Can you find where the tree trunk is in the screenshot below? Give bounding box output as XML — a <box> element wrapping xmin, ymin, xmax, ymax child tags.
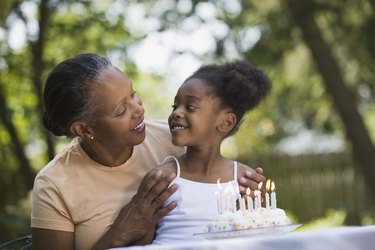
<box><xmin>287</xmin><ymin>0</ymin><xmax>375</xmax><ymax>200</ymax></box>
<box><xmin>0</xmin><ymin>84</ymin><xmax>36</xmax><ymax>190</ymax></box>
<box><xmin>0</xmin><ymin>0</ymin><xmax>35</xmax><ymax>190</ymax></box>
<box><xmin>30</xmin><ymin>0</ymin><xmax>56</xmax><ymax>160</ymax></box>
<box><xmin>370</xmin><ymin>0</ymin><xmax>375</xmax><ymax>13</ymax></box>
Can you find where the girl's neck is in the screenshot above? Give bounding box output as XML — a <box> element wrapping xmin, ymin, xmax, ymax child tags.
<box><xmin>183</xmin><ymin>148</ymin><xmax>222</xmax><ymax>167</ymax></box>
<box><xmin>178</xmin><ymin>148</ymin><xmax>233</xmax><ymax>183</ymax></box>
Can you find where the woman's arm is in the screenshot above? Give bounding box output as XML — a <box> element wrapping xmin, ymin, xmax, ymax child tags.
<box><xmin>132</xmin><ymin>229</ymin><xmax>156</xmax><ymax>245</ymax></box>
<box><xmin>237</xmin><ymin>165</ymin><xmax>266</xmax><ymax>194</ymax></box>
<box><xmin>32</xmin><ymin>228</ymin><xmax>74</xmax><ymax>250</ymax></box>
<box><xmin>91</xmin><ymin>168</ymin><xmax>177</xmax><ymax>249</ymax></box>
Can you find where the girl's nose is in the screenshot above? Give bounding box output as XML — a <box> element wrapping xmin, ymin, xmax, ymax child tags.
<box><xmin>171</xmin><ymin>106</ymin><xmax>184</xmax><ymax>119</ymax></box>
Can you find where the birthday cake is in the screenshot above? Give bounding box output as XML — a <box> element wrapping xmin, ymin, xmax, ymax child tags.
<box><xmin>206</xmin><ymin>207</ymin><xmax>290</xmax><ymax>232</ymax></box>
<box><xmin>206</xmin><ymin>179</ymin><xmax>291</xmax><ymax>233</ymax></box>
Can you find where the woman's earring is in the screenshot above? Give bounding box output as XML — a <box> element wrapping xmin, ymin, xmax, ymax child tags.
<box><xmin>90</xmin><ymin>136</ymin><xmax>94</xmax><ymax>140</ymax></box>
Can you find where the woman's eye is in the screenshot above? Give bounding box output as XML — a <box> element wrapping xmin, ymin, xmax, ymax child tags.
<box><xmin>116</xmin><ymin>103</ymin><xmax>127</xmax><ymax>116</ymax></box>
<box><xmin>117</xmin><ymin>109</ymin><xmax>126</xmax><ymax>116</ymax></box>
<box><xmin>131</xmin><ymin>91</ymin><xmax>136</xmax><ymax>98</ymax></box>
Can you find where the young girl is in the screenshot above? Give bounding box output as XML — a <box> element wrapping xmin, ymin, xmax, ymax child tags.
<box><xmin>152</xmin><ymin>60</ymin><xmax>272</xmax><ymax>244</ymax></box>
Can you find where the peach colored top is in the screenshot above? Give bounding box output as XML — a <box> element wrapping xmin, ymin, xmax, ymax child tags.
<box><xmin>31</xmin><ymin>120</ymin><xmax>184</xmax><ymax>250</ymax></box>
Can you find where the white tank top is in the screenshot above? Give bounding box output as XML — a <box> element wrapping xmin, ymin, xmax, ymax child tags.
<box><xmin>153</xmin><ymin>156</ymin><xmax>239</xmax><ymax>245</ymax></box>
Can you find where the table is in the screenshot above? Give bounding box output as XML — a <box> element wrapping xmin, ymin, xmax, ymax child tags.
<box><xmin>111</xmin><ymin>226</ymin><xmax>375</xmax><ymax>250</ymax></box>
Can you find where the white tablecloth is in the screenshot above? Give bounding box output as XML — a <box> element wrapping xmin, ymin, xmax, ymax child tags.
<box><xmin>111</xmin><ymin>226</ymin><xmax>375</xmax><ymax>250</ymax></box>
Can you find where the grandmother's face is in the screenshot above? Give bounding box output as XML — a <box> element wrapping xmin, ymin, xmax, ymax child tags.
<box><xmin>88</xmin><ymin>66</ymin><xmax>146</xmax><ymax>149</ymax></box>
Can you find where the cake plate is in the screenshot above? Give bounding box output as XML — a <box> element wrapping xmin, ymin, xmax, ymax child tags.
<box><xmin>193</xmin><ymin>224</ymin><xmax>302</xmax><ymax>240</ymax></box>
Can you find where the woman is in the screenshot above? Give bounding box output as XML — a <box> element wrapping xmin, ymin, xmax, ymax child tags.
<box><xmin>31</xmin><ymin>54</ymin><xmax>266</xmax><ymax>250</ymax></box>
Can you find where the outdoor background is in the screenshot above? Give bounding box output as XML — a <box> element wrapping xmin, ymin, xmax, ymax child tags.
<box><xmin>1</xmin><ymin>0</ymin><xmax>375</xmax><ymax>244</ymax></box>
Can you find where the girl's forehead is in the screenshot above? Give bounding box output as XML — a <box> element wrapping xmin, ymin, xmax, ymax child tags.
<box><xmin>176</xmin><ymin>78</ymin><xmax>221</xmax><ymax>108</ymax></box>
<box><xmin>178</xmin><ymin>78</ymin><xmax>211</xmax><ymax>95</ymax></box>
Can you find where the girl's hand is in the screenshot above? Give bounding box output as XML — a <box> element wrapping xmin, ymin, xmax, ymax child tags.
<box><xmin>238</xmin><ymin>167</ymin><xmax>266</xmax><ymax>195</ymax></box>
<box><xmin>92</xmin><ymin>168</ymin><xmax>177</xmax><ymax>249</ymax></box>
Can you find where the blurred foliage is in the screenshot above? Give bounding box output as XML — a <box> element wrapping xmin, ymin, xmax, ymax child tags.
<box><xmin>1</xmin><ymin>0</ymin><xmax>375</xmax><ymax>242</ymax></box>
<box><xmin>298</xmin><ymin>209</ymin><xmax>346</xmax><ymax>231</ymax></box>
<box><xmin>0</xmin><ymin>192</ymin><xmax>31</xmax><ymax>243</ymax></box>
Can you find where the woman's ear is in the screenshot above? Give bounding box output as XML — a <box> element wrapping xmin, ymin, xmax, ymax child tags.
<box><xmin>218</xmin><ymin>112</ymin><xmax>237</xmax><ymax>133</ymax></box>
<box><xmin>70</xmin><ymin>122</ymin><xmax>94</xmax><ymax>139</ymax></box>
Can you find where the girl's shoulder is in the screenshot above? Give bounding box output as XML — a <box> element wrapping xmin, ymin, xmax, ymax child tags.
<box><xmin>154</xmin><ymin>156</ymin><xmax>179</xmax><ymax>176</ymax></box>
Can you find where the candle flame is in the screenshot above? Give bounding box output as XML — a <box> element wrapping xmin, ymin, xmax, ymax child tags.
<box><xmin>217</xmin><ymin>178</ymin><xmax>222</xmax><ymax>190</ymax></box>
<box><xmin>258</xmin><ymin>181</ymin><xmax>263</xmax><ymax>190</ymax></box>
<box><xmin>271</xmin><ymin>181</ymin><xmax>275</xmax><ymax>192</ymax></box>
<box><xmin>266</xmin><ymin>179</ymin><xmax>271</xmax><ymax>192</ymax></box>
<box><xmin>246</xmin><ymin>187</ymin><xmax>251</xmax><ymax>196</ymax></box>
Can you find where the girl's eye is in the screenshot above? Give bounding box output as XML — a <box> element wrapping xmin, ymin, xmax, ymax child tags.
<box><xmin>186</xmin><ymin>105</ymin><xmax>196</xmax><ymax>111</ymax></box>
<box><xmin>171</xmin><ymin>104</ymin><xmax>196</xmax><ymax>112</ymax></box>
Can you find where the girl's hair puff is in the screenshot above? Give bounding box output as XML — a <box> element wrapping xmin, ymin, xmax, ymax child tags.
<box><xmin>186</xmin><ymin>59</ymin><xmax>271</xmax><ymax>135</ymax></box>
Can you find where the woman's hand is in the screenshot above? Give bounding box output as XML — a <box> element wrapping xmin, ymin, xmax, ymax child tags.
<box><xmin>92</xmin><ymin>168</ymin><xmax>178</xmax><ymax>249</ymax></box>
<box><xmin>238</xmin><ymin>167</ymin><xmax>266</xmax><ymax>195</ymax></box>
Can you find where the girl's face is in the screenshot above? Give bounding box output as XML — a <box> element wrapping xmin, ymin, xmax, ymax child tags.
<box><xmin>168</xmin><ymin>78</ymin><xmax>225</xmax><ymax>147</ymax></box>
<box><xmin>88</xmin><ymin>67</ymin><xmax>146</xmax><ymax>149</ymax></box>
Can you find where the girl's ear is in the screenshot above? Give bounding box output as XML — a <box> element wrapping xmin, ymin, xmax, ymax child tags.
<box><xmin>70</xmin><ymin>122</ymin><xmax>94</xmax><ymax>139</ymax></box>
<box><xmin>218</xmin><ymin>112</ymin><xmax>237</xmax><ymax>133</ymax></box>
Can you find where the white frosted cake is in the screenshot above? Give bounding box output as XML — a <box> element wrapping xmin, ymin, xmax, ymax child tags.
<box><xmin>207</xmin><ymin>179</ymin><xmax>291</xmax><ymax>233</ymax></box>
<box><xmin>206</xmin><ymin>207</ymin><xmax>290</xmax><ymax>233</ymax></box>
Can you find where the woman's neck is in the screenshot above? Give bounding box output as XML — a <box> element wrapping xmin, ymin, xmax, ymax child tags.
<box><xmin>79</xmin><ymin>138</ymin><xmax>133</xmax><ymax>167</ymax></box>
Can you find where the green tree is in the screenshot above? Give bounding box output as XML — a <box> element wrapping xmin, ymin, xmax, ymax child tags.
<box><xmin>286</xmin><ymin>0</ymin><xmax>375</xmax><ymax>200</ymax></box>
<box><xmin>0</xmin><ymin>0</ymin><xmax>36</xmax><ymax>190</ymax></box>
<box><xmin>130</xmin><ymin>0</ymin><xmax>375</xmax><ymax>198</ymax></box>
<box><xmin>0</xmin><ymin>0</ymin><xmax>136</xmax><ymax>204</ymax></box>
<box><xmin>1</xmin><ymin>0</ymin><xmax>375</xmax><ymax>236</ymax></box>
<box><xmin>0</xmin><ymin>0</ymin><xmax>144</xmax><ymax>241</ymax></box>
<box><xmin>244</xmin><ymin>0</ymin><xmax>375</xmax><ymax>198</ymax></box>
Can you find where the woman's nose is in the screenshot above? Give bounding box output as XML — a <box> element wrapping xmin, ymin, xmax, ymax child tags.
<box><xmin>132</xmin><ymin>100</ymin><xmax>144</xmax><ymax>117</ymax></box>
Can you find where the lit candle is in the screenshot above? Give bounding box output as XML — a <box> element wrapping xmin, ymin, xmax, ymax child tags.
<box><xmin>224</xmin><ymin>182</ymin><xmax>236</xmax><ymax>212</ymax></box>
<box><xmin>237</xmin><ymin>186</ymin><xmax>245</xmax><ymax>212</ymax></box>
<box><xmin>241</xmin><ymin>197</ymin><xmax>246</xmax><ymax>212</ymax></box>
<box><xmin>216</xmin><ymin>179</ymin><xmax>223</xmax><ymax>214</ymax></box>
<box><xmin>230</xmin><ymin>182</ymin><xmax>237</xmax><ymax>212</ymax></box>
<box><xmin>246</xmin><ymin>187</ymin><xmax>253</xmax><ymax>212</ymax></box>
<box><xmin>271</xmin><ymin>181</ymin><xmax>277</xmax><ymax>209</ymax></box>
<box><xmin>224</xmin><ymin>185</ymin><xmax>231</xmax><ymax>212</ymax></box>
<box><xmin>255</xmin><ymin>182</ymin><xmax>263</xmax><ymax>209</ymax></box>
<box><xmin>215</xmin><ymin>191</ymin><xmax>222</xmax><ymax>214</ymax></box>
<box><xmin>254</xmin><ymin>195</ymin><xmax>259</xmax><ymax>210</ymax></box>
<box><xmin>265</xmin><ymin>179</ymin><xmax>271</xmax><ymax>209</ymax></box>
